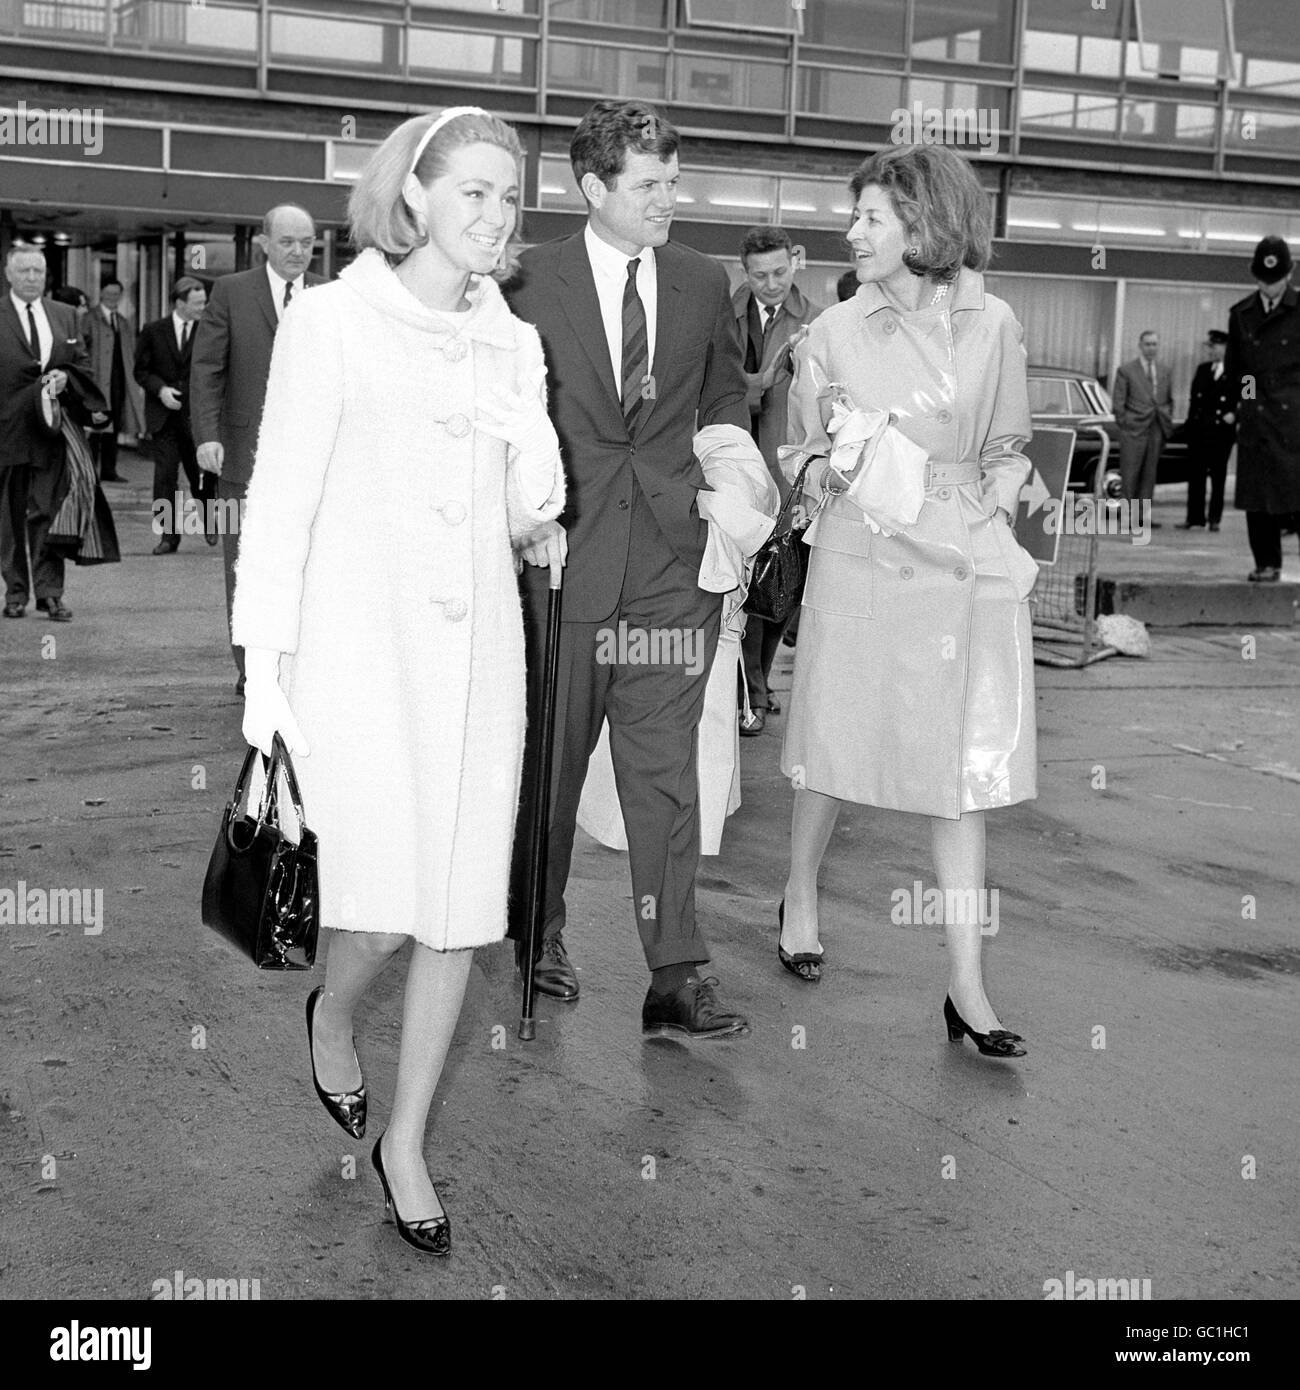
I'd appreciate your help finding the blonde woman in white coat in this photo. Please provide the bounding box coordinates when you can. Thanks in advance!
[233,108,564,1255]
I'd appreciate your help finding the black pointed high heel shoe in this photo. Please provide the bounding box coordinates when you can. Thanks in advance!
[944,995,1026,1058]
[371,1135,451,1257]
[777,900,824,984]
[306,987,367,1138]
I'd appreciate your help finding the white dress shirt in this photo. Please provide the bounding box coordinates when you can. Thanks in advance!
[11,290,52,367]
[266,265,305,322]
[584,222,657,399]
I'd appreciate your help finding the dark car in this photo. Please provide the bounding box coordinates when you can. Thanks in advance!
[1028,366,1190,494]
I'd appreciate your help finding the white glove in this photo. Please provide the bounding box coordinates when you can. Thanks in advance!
[475,363,559,509]
[241,646,310,757]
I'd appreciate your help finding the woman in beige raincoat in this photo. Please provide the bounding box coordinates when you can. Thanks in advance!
[777,145,1035,1058]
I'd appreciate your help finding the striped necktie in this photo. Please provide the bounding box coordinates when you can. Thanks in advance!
[621,258,648,432]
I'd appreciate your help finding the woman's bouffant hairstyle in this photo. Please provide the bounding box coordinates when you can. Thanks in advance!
[348,110,526,282]
[849,144,992,283]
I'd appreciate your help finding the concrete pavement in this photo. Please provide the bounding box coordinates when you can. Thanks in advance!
[1,471,1297,1300]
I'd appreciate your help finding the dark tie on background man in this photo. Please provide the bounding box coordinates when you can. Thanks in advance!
[26,304,40,360]
[182,321,192,352]
[283,281,293,311]
[761,303,777,352]
[621,258,648,432]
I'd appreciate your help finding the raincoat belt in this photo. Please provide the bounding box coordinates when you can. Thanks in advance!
[924,460,981,489]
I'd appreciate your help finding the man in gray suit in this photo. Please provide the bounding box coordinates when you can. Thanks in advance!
[189,204,324,691]
[1112,329,1173,526]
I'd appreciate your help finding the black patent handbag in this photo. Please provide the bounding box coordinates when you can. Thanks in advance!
[201,733,319,970]
[744,455,814,625]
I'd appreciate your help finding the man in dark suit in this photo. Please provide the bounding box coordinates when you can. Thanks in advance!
[507,101,761,1040]
[83,278,145,482]
[1225,235,1300,582]
[135,277,215,554]
[1,244,92,622]
[730,224,822,735]
[1177,329,1235,532]
[1112,329,1173,527]
[189,204,323,689]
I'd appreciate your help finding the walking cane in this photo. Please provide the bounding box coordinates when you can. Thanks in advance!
[519,561,563,1041]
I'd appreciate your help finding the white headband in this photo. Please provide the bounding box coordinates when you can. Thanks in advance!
[407,106,491,179]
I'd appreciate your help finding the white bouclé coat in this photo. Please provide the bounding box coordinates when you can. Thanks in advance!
[231,249,565,950]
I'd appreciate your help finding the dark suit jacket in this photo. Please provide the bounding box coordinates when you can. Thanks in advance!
[188,266,326,490]
[506,234,749,623]
[1112,356,1174,437]
[1225,283,1300,512]
[0,296,91,472]
[134,315,196,434]
[1187,360,1235,433]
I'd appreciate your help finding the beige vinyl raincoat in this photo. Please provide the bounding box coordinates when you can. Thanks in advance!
[779,268,1039,818]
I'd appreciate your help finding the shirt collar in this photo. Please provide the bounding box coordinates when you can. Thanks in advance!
[10,289,43,318]
[266,263,303,295]
[584,222,653,282]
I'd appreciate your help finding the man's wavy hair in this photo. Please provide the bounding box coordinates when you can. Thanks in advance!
[570,100,679,199]
[349,110,526,282]
[849,144,991,283]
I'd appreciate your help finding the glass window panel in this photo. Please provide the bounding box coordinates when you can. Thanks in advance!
[676,168,779,222]
[410,0,534,12]
[547,41,667,97]
[797,67,904,119]
[536,153,586,210]
[1118,99,1217,145]
[906,80,1010,152]
[270,14,390,69]
[1130,0,1230,80]
[1020,88,1117,135]
[409,29,532,83]
[801,0,905,53]
[778,175,857,231]
[1234,0,1300,92]
[911,0,1015,64]
[108,1,258,55]
[684,0,800,34]
[329,139,381,183]
[1022,0,1123,77]
[1227,106,1300,148]
[549,0,666,22]
[674,53,786,109]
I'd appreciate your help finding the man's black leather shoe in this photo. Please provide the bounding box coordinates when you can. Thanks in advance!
[642,976,749,1040]
[516,933,579,1001]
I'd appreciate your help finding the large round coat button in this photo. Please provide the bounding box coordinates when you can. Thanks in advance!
[900,565,914,580]
[444,413,471,438]
[937,487,952,500]
[440,500,467,525]
[936,409,953,424]
[953,567,968,581]
[443,598,468,622]
[882,320,898,334]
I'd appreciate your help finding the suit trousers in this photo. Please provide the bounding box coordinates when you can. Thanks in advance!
[1245,511,1300,571]
[151,417,211,542]
[1119,424,1165,501]
[1,463,64,604]
[510,479,722,971]
[217,475,247,677]
[1185,430,1233,527]
[739,612,787,708]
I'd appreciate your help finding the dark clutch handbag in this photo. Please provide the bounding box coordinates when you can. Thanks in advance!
[201,733,319,970]
[744,455,815,625]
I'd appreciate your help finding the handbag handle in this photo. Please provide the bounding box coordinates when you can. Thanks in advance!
[773,453,817,531]
[227,733,308,842]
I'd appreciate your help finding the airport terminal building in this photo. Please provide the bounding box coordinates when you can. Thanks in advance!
[3,0,1298,407]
